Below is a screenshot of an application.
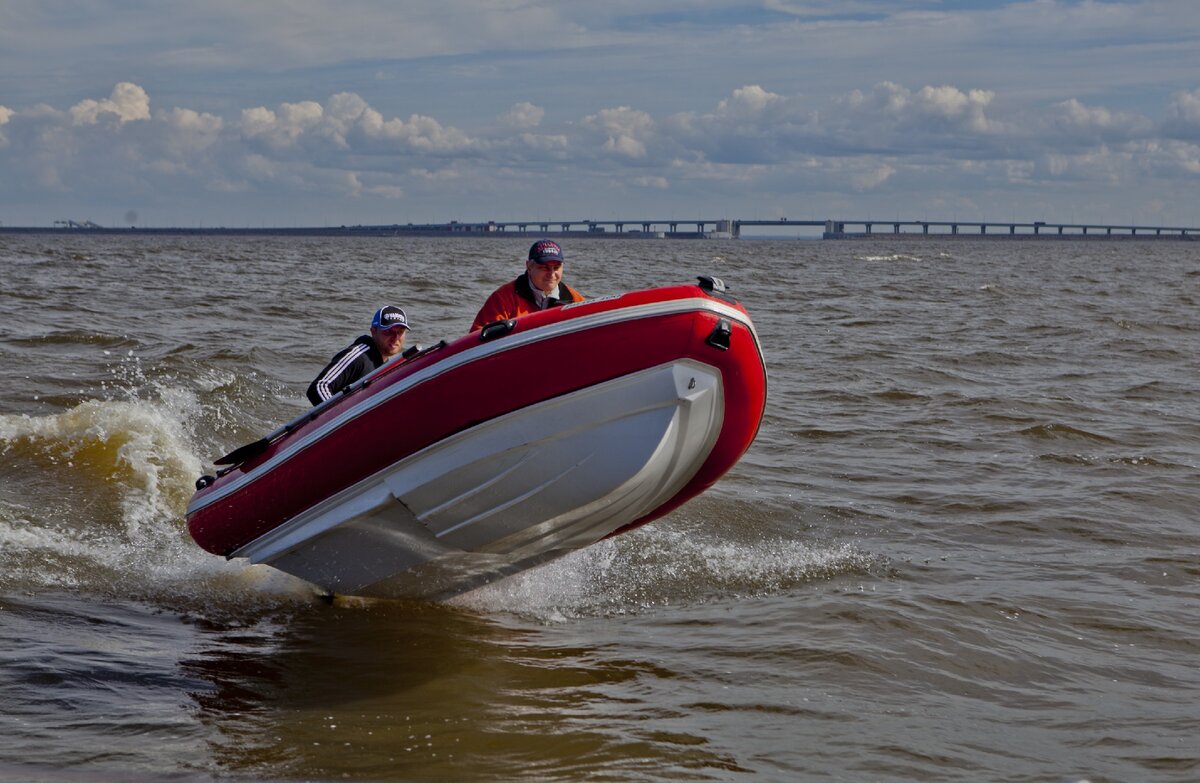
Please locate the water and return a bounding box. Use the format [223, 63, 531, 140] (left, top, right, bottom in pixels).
[1, 233, 1197, 782]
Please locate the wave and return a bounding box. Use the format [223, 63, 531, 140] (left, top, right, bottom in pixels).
[1013, 423, 1116, 443]
[1037, 453, 1192, 470]
[0, 395, 201, 525]
[0, 394, 195, 586]
[0, 391, 317, 607]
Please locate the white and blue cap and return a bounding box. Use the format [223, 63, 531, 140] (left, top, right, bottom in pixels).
[371, 305, 410, 331]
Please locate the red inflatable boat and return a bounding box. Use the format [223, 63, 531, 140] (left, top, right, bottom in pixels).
[186, 277, 766, 600]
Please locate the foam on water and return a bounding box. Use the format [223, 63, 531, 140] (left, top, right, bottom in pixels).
[0, 386, 315, 606]
[1, 394, 198, 521]
[855, 253, 923, 262]
[455, 522, 873, 622]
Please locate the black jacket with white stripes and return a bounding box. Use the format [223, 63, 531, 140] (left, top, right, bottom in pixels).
[306, 335, 385, 406]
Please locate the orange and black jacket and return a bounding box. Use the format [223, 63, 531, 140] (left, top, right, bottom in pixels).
[470, 273, 585, 331]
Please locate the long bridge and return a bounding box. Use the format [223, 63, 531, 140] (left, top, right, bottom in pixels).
[6, 217, 1198, 239]
[469, 217, 1199, 239]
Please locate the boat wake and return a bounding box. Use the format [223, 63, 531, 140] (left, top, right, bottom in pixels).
[455, 521, 871, 622]
[0, 347, 842, 619]
[0, 390, 316, 607]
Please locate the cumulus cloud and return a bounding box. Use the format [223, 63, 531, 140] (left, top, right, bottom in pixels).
[0, 104, 11, 147]
[661, 85, 810, 165]
[160, 108, 223, 155]
[716, 85, 782, 118]
[241, 101, 324, 147]
[1048, 98, 1153, 142]
[583, 106, 655, 159]
[1164, 88, 1200, 140]
[852, 162, 897, 191]
[518, 132, 569, 154]
[69, 82, 151, 125]
[498, 102, 544, 130]
[911, 85, 997, 132]
[236, 92, 479, 157]
[632, 175, 669, 190]
[1163, 140, 1200, 174]
[1168, 89, 1200, 124]
[838, 82, 1001, 136]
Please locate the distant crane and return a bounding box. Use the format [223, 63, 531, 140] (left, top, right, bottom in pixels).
[53, 219, 102, 229]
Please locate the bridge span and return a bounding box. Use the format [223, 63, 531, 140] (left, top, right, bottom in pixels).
[474, 217, 1199, 239]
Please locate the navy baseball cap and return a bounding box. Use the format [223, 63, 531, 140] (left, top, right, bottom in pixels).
[528, 240, 564, 264]
[371, 305, 409, 330]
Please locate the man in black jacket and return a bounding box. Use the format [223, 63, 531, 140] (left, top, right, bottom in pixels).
[306, 305, 410, 405]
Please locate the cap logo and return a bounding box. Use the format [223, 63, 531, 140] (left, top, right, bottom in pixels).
[372, 305, 409, 329]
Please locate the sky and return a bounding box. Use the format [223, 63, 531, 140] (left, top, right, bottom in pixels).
[1, 0, 1198, 229]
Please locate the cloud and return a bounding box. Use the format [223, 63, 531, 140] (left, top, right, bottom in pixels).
[660, 81, 1008, 167]
[69, 82, 151, 126]
[0, 104, 11, 147]
[911, 85, 997, 132]
[246, 92, 477, 153]
[715, 85, 782, 118]
[1163, 140, 1200, 175]
[241, 101, 324, 147]
[517, 132, 569, 155]
[852, 162, 897, 191]
[583, 106, 656, 159]
[762, 0, 905, 17]
[1164, 88, 1200, 140]
[632, 175, 669, 190]
[497, 102, 545, 130]
[1047, 98, 1153, 143]
[836, 82, 1002, 140]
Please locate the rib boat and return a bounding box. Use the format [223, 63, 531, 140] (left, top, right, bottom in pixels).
[186, 276, 766, 600]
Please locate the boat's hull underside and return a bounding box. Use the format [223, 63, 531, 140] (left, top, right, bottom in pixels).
[234, 360, 723, 599]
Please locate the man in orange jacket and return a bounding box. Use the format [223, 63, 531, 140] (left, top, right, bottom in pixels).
[470, 240, 585, 331]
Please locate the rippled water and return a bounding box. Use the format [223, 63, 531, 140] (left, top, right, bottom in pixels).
[1, 233, 1198, 782]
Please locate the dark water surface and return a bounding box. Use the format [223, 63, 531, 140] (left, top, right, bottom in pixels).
[1, 234, 1197, 782]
